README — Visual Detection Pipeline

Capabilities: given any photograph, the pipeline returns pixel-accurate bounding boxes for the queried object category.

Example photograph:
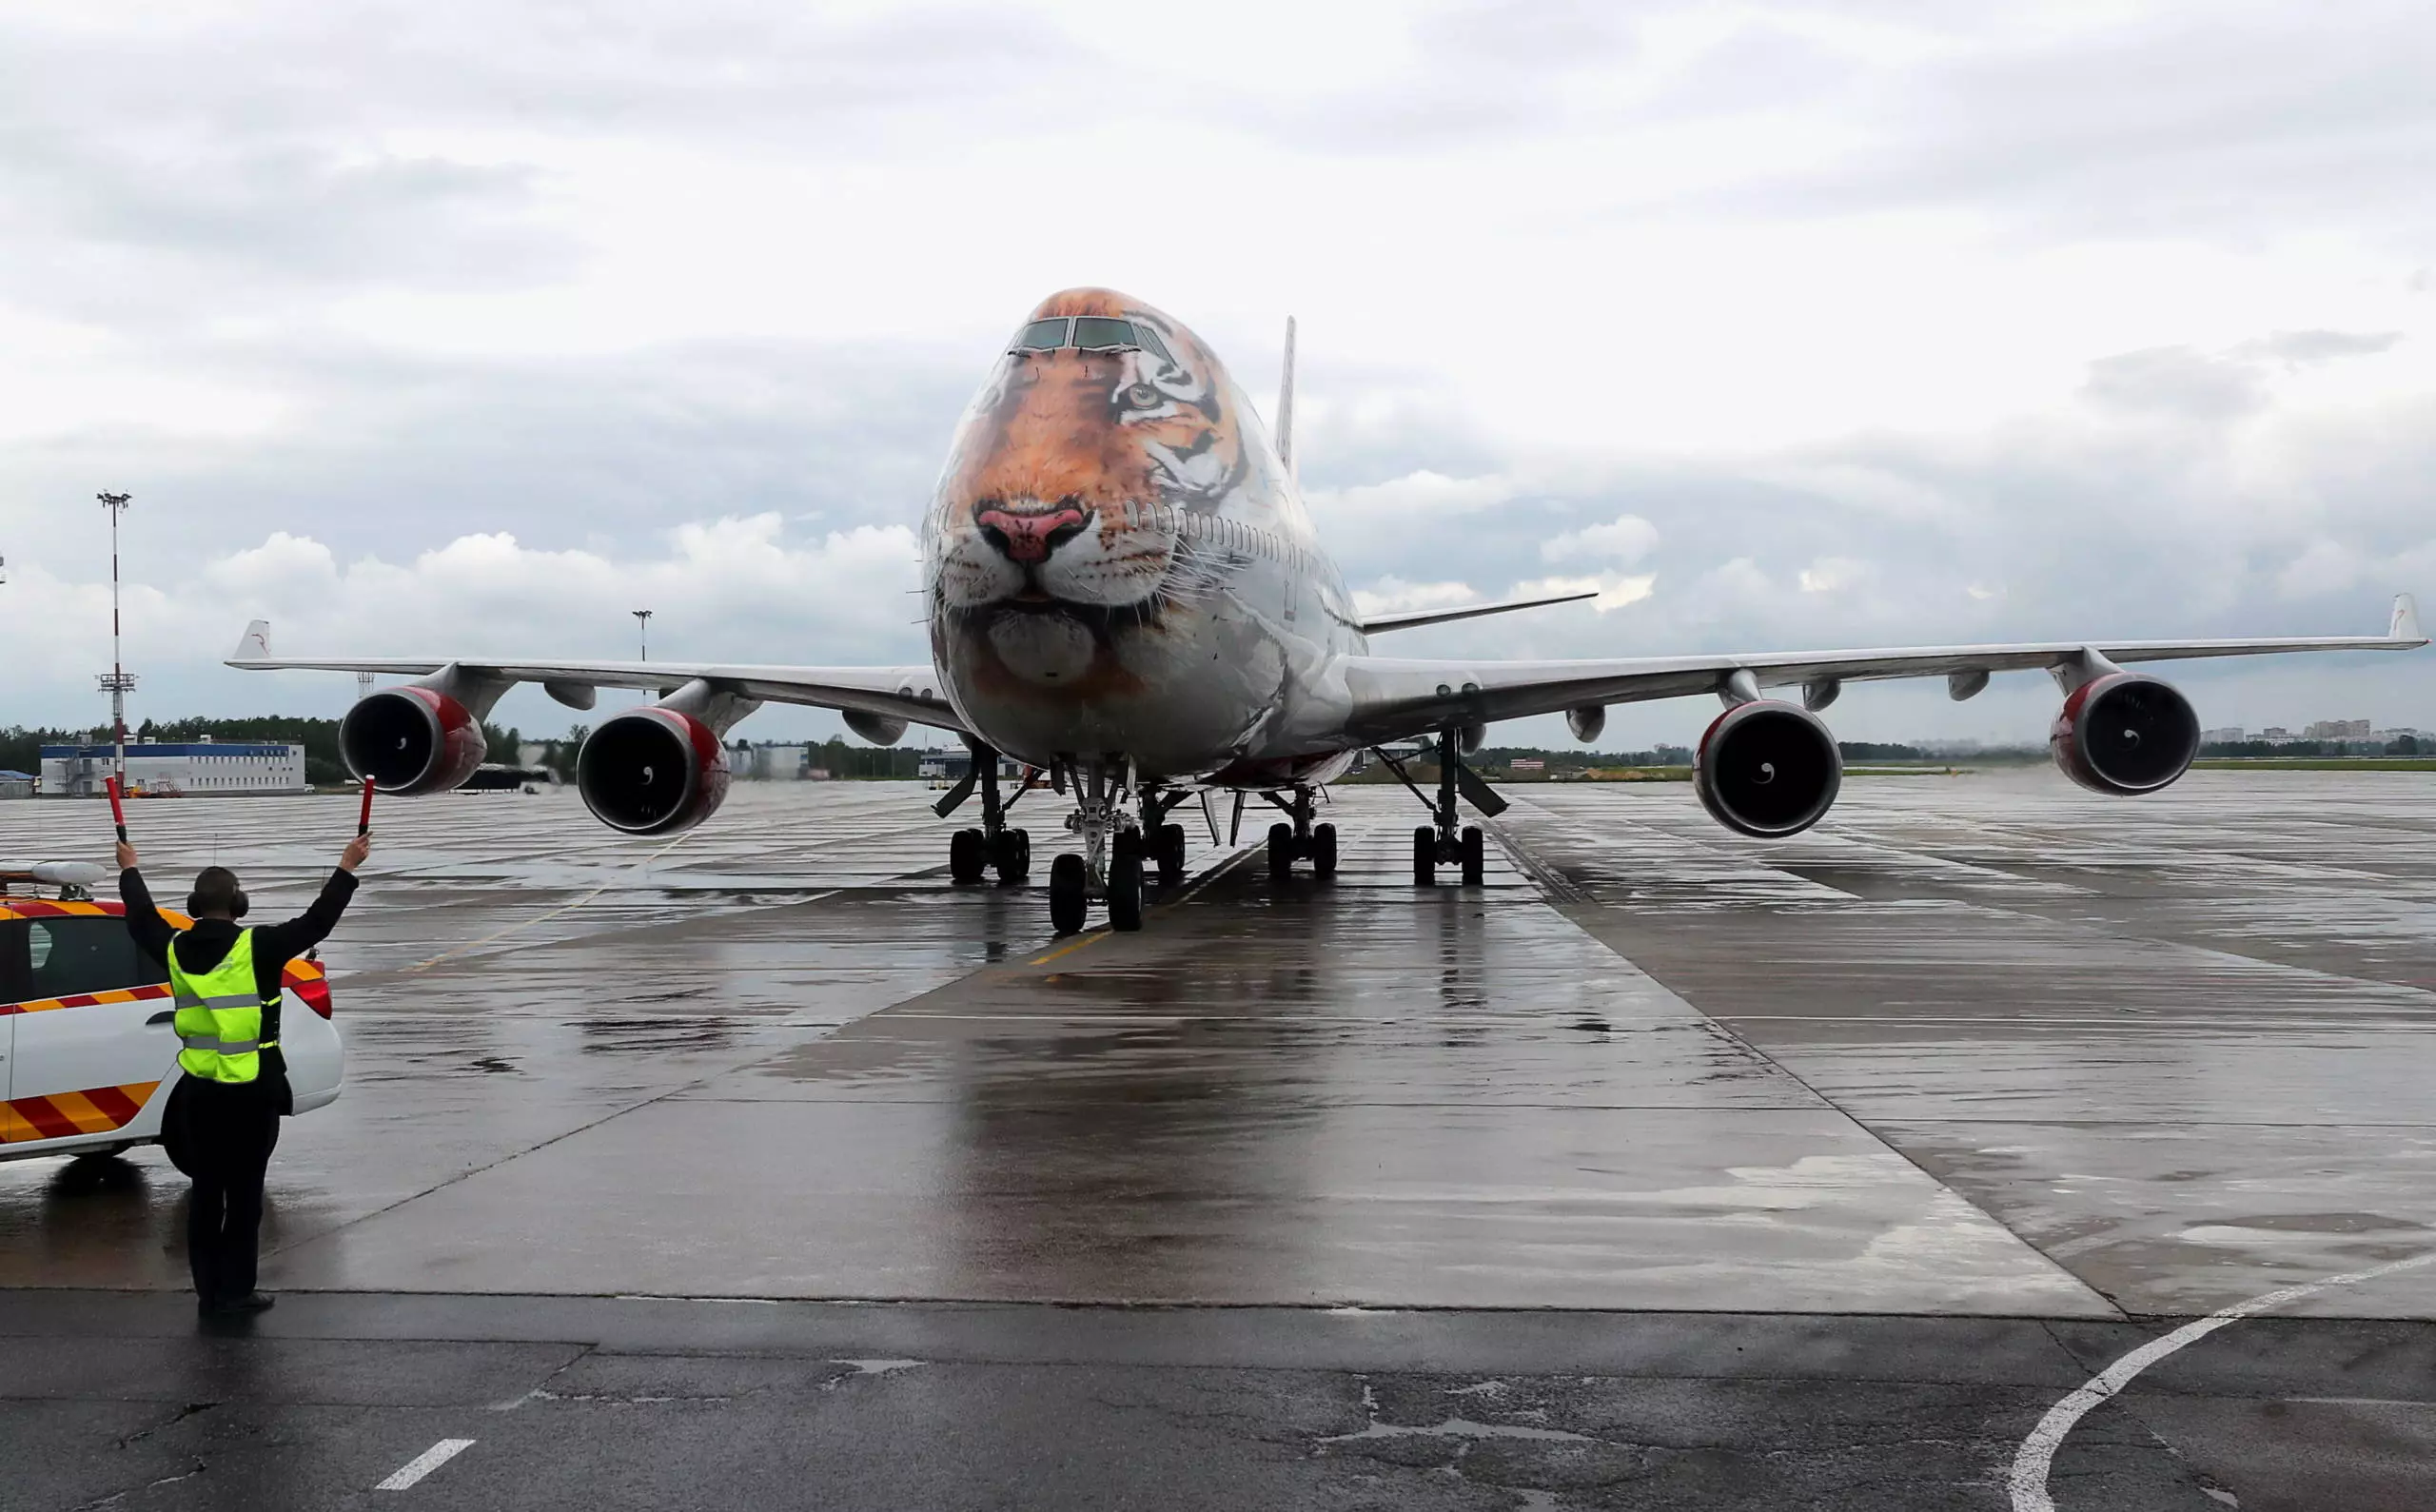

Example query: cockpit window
[1133,324,1173,363]
[1071,317,1138,350]
[1014,318,1071,351]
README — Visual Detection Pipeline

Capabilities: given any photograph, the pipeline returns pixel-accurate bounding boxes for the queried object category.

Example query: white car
[0,864,344,1163]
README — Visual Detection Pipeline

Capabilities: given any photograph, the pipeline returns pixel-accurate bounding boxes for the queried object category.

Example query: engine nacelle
[341,686,489,795]
[2050,673,2199,795]
[843,710,908,746]
[578,706,732,835]
[1566,705,1606,743]
[1695,700,1842,838]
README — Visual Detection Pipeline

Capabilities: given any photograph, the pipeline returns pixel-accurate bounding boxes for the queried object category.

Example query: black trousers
[167,1076,281,1305]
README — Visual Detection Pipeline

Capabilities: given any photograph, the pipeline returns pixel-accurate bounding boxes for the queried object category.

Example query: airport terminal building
[39,740,308,797]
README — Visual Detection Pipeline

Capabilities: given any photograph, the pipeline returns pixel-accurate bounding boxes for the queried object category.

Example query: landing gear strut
[940,738,1030,886]
[1046,757,1147,935]
[1261,785,1337,879]
[1385,729,1497,886]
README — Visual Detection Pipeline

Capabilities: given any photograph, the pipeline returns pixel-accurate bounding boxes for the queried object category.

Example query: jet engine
[577,679,761,835]
[1694,700,1842,838]
[340,686,489,795]
[2050,673,2200,795]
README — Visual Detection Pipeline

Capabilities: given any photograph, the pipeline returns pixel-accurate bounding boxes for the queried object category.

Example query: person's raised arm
[115,842,177,967]
[254,833,370,961]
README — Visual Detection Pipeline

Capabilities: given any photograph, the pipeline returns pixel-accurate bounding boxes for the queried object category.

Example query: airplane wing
[226,621,966,734]
[1335,594,2425,746]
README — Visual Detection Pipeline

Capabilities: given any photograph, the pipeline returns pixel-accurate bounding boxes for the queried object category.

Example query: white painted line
[2008,1249,2436,1512]
[377,1438,477,1492]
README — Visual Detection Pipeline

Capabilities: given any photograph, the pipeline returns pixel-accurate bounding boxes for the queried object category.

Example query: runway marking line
[399,831,698,973]
[2009,1248,2436,1512]
[377,1438,476,1491]
[1023,842,1255,966]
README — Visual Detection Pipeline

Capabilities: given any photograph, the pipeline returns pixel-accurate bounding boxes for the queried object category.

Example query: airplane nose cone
[977,503,1090,564]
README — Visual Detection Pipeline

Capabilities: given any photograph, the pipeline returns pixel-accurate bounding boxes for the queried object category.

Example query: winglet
[1275,315,1296,482]
[2394,593,2424,643]
[233,619,271,661]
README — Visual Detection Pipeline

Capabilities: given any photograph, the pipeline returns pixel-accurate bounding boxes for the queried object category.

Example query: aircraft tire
[950,828,987,885]
[1049,854,1089,935]
[1267,822,1295,877]
[1461,825,1486,885]
[1312,822,1338,878]
[1109,851,1146,932]
[992,828,1031,884]
[1412,826,1437,886]
[1157,823,1187,886]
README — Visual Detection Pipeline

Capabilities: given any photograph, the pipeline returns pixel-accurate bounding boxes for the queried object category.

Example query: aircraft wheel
[1114,827,1144,861]
[1157,823,1187,887]
[1267,822,1295,877]
[1412,826,1437,887]
[950,827,987,885]
[1108,850,1146,932]
[1049,854,1089,935]
[1312,822,1338,878]
[992,828,1031,884]
[1461,825,1486,885]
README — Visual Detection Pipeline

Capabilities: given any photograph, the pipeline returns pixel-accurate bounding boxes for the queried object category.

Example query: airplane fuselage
[924,288,1366,785]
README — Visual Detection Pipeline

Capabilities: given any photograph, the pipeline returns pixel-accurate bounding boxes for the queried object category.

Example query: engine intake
[1695,700,1842,838]
[340,687,488,795]
[578,707,731,835]
[2051,673,2199,795]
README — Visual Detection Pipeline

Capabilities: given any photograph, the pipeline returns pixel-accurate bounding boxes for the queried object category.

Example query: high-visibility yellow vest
[168,929,278,1085]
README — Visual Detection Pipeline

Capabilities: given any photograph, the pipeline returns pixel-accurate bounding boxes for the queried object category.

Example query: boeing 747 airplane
[232,287,2427,933]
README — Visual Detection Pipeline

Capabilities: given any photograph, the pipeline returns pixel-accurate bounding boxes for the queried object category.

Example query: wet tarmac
[6,771,2435,1508]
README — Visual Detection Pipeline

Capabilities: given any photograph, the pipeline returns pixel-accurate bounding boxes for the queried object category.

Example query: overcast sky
[5,0,2432,750]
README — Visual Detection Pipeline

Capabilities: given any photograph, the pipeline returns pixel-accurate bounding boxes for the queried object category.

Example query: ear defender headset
[187,867,250,919]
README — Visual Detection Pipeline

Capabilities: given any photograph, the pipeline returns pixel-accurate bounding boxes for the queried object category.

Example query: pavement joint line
[376,1437,476,1491]
[1024,843,1256,965]
[2009,1248,2436,1512]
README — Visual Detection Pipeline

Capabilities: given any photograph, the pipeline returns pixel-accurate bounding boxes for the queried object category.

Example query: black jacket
[120,867,358,1109]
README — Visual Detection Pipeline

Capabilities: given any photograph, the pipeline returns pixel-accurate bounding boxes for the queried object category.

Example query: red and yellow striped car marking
[0,982,176,1018]
[0,899,119,920]
[0,1081,161,1144]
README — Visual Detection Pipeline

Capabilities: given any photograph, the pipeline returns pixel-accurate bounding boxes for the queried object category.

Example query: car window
[24,918,161,999]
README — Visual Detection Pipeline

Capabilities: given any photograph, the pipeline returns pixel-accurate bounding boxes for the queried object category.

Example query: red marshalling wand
[358,776,376,836]
[106,776,128,844]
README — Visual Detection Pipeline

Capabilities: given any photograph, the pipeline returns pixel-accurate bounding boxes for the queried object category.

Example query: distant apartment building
[2202,727,2246,744]
[2303,718,2373,739]
[40,741,306,797]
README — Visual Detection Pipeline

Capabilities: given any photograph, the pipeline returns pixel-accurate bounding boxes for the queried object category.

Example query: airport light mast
[633,608,652,662]
[95,492,137,794]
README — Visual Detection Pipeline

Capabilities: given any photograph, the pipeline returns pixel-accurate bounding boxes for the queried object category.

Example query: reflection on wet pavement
[6,773,2433,1322]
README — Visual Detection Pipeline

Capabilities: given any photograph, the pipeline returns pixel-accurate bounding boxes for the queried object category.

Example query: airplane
[230,287,2428,934]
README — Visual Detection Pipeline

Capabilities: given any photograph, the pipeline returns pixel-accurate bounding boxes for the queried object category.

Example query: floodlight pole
[95,492,137,792]
[633,609,653,662]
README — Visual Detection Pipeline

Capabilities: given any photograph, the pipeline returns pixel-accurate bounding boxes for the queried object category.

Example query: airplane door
[6,915,179,1146]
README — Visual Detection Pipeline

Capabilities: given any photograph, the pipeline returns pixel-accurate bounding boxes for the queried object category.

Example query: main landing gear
[1260,786,1337,879]
[1377,727,1507,887]
[938,738,1031,887]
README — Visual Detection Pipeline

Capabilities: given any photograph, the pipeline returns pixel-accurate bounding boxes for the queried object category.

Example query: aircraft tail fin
[2394,593,2423,642]
[1276,315,1297,483]
[233,619,271,661]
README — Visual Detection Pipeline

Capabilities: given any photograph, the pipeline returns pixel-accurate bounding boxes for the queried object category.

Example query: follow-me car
[0,864,342,1165]
[231,288,2427,934]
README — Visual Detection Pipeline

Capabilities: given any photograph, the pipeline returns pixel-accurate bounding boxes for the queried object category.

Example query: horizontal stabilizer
[1361,589,1598,636]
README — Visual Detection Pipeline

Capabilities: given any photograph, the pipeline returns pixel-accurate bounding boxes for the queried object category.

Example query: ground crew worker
[117,833,370,1318]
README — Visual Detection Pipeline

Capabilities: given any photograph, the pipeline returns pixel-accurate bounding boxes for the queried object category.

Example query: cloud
[2079,346,2269,420]
[2231,329,2404,367]
[1541,512,1660,565]
[1351,579,1480,618]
